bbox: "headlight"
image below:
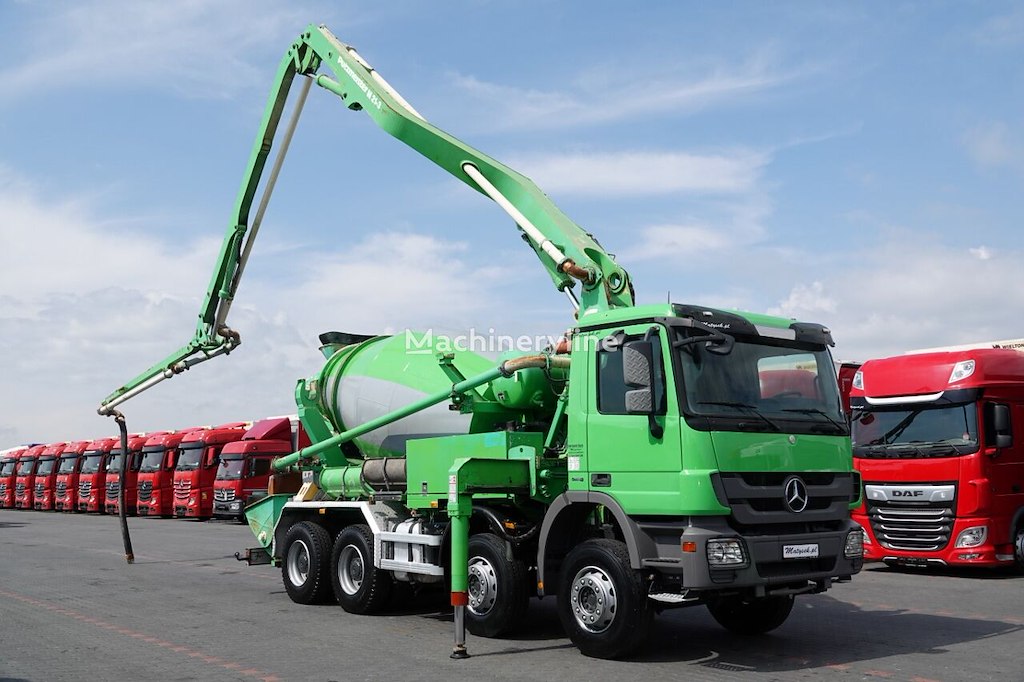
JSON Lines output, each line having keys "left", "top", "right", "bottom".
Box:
{"left": 948, "top": 360, "right": 976, "bottom": 384}
{"left": 229, "top": 501, "right": 241, "bottom": 510}
{"left": 707, "top": 538, "right": 748, "bottom": 567}
{"left": 845, "top": 528, "right": 865, "bottom": 557}
{"left": 852, "top": 370, "right": 864, "bottom": 390}
{"left": 955, "top": 526, "right": 987, "bottom": 548}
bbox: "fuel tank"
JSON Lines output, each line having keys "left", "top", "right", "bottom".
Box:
{"left": 314, "top": 331, "right": 496, "bottom": 458}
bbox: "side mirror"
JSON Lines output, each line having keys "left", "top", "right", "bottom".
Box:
{"left": 993, "top": 403, "right": 1013, "bottom": 449}
{"left": 705, "top": 335, "right": 735, "bottom": 355}
{"left": 622, "top": 340, "right": 655, "bottom": 414}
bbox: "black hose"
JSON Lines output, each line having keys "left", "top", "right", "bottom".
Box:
{"left": 114, "top": 413, "right": 134, "bottom": 564}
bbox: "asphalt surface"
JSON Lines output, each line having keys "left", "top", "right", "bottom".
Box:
{"left": 2, "top": 509, "right": 1022, "bottom": 682}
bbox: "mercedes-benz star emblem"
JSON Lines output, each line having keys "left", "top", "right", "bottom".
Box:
{"left": 783, "top": 476, "right": 809, "bottom": 513}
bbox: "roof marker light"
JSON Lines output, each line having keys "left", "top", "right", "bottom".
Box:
{"left": 949, "top": 359, "right": 976, "bottom": 384}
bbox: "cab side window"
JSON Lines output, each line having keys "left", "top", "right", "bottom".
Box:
{"left": 252, "top": 458, "right": 272, "bottom": 477}
{"left": 597, "top": 335, "right": 666, "bottom": 415}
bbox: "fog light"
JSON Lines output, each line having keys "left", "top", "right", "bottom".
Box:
{"left": 958, "top": 553, "right": 982, "bottom": 560}
{"left": 229, "top": 501, "right": 241, "bottom": 510}
{"left": 707, "top": 538, "right": 747, "bottom": 567}
{"left": 955, "top": 526, "right": 987, "bottom": 548}
{"left": 845, "top": 528, "right": 865, "bottom": 557}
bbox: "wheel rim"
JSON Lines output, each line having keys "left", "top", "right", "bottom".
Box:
{"left": 569, "top": 564, "right": 617, "bottom": 633}
{"left": 337, "top": 544, "right": 365, "bottom": 595}
{"left": 286, "top": 539, "right": 310, "bottom": 586}
{"left": 1015, "top": 529, "right": 1024, "bottom": 563}
{"left": 467, "top": 555, "right": 498, "bottom": 616}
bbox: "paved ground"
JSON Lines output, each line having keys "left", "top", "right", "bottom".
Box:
{"left": 1, "top": 509, "right": 1022, "bottom": 682}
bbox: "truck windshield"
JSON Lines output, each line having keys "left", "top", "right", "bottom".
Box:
{"left": 677, "top": 334, "right": 846, "bottom": 435}
{"left": 108, "top": 452, "right": 139, "bottom": 473}
{"left": 176, "top": 444, "right": 204, "bottom": 471}
{"left": 851, "top": 403, "right": 978, "bottom": 458}
{"left": 217, "top": 457, "right": 244, "bottom": 480}
{"left": 16, "top": 459, "right": 37, "bottom": 475}
{"left": 139, "top": 447, "right": 166, "bottom": 473}
{"left": 36, "top": 458, "right": 56, "bottom": 476}
{"left": 57, "top": 456, "right": 78, "bottom": 474}
{"left": 1, "top": 460, "right": 15, "bottom": 476}
{"left": 79, "top": 452, "right": 105, "bottom": 474}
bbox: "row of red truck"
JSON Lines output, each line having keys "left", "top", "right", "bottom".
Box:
{"left": 3, "top": 341, "right": 1024, "bottom": 574}
{"left": 0, "top": 416, "right": 308, "bottom": 521}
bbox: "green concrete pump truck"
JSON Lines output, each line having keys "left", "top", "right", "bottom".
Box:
{"left": 99, "top": 24, "right": 863, "bottom": 659}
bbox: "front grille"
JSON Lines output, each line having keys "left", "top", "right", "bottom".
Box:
{"left": 138, "top": 481, "right": 152, "bottom": 502}
{"left": 716, "top": 472, "right": 855, "bottom": 527}
{"left": 214, "top": 488, "right": 235, "bottom": 502}
{"left": 79, "top": 481, "right": 92, "bottom": 498}
{"left": 34, "top": 483, "right": 45, "bottom": 497}
{"left": 15, "top": 482, "right": 25, "bottom": 496}
{"left": 0, "top": 483, "right": 6, "bottom": 495}
{"left": 866, "top": 501, "right": 955, "bottom": 551}
{"left": 173, "top": 480, "right": 190, "bottom": 501}
{"left": 56, "top": 482, "right": 67, "bottom": 499}
{"left": 107, "top": 481, "right": 121, "bottom": 498}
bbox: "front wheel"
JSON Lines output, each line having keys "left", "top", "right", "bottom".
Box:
{"left": 465, "top": 533, "right": 529, "bottom": 637}
{"left": 281, "top": 521, "right": 333, "bottom": 604}
{"left": 556, "top": 539, "right": 652, "bottom": 659}
{"left": 1013, "top": 523, "right": 1024, "bottom": 571}
{"left": 706, "top": 594, "right": 794, "bottom": 635}
{"left": 331, "top": 524, "right": 392, "bottom": 614}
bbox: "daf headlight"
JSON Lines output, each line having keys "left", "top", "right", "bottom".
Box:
{"left": 955, "top": 526, "right": 987, "bottom": 548}
{"left": 707, "top": 538, "right": 748, "bottom": 567}
{"left": 948, "top": 360, "right": 975, "bottom": 384}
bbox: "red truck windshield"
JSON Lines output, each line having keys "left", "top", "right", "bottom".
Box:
{"left": 16, "top": 459, "right": 36, "bottom": 475}
{"left": 36, "top": 458, "right": 56, "bottom": 476}
{"left": 139, "top": 447, "right": 166, "bottom": 472}
{"left": 852, "top": 403, "right": 979, "bottom": 458}
{"left": 176, "top": 444, "right": 205, "bottom": 471}
{"left": 1, "top": 460, "right": 15, "bottom": 476}
{"left": 80, "top": 452, "right": 105, "bottom": 474}
{"left": 217, "top": 457, "right": 244, "bottom": 480}
{"left": 57, "top": 456, "right": 77, "bottom": 474}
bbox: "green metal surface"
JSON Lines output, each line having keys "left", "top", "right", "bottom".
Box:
{"left": 245, "top": 494, "right": 290, "bottom": 549}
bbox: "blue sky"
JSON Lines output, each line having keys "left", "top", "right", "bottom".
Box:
{"left": 1, "top": 1, "right": 1022, "bottom": 445}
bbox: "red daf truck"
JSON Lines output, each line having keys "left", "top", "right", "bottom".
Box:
{"left": 105, "top": 433, "right": 161, "bottom": 515}
{"left": 213, "top": 417, "right": 310, "bottom": 521}
{"left": 173, "top": 423, "right": 248, "bottom": 520}
{"left": 14, "top": 444, "right": 52, "bottom": 509}
{"left": 0, "top": 447, "right": 29, "bottom": 508}
{"left": 35, "top": 441, "right": 88, "bottom": 511}
{"left": 78, "top": 437, "right": 119, "bottom": 513}
{"left": 850, "top": 338, "right": 1024, "bottom": 568}
{"left": 137, "top": 430, "right": 201, "bottom": 518}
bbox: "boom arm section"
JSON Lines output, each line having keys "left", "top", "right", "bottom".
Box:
{"left": 99, "top": 24, "right": 632, "bottom": 415}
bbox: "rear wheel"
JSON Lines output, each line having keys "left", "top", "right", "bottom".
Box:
{"left": 706, "top": 594, "right": 794, "bottom": 635}
{"left": 1013, "top": 522, "right": 1024, "bottom": 571}
{"left": 465, "top": 533, "right": 529, "bottom": 637}
{"left": 331, "top": 524, "right": 392, "bottom": 614}
{"left": 282, "top": 521, "right": 333, "bottom": 604}
{"left": 556, "top": 539, "right": 651, "bottom": 659}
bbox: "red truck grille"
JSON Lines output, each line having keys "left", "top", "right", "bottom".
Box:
{"left": 173, "top": 480, "right": 191, "bottom": 500}
{"left": 56, "top": 482, "right": 67, "bottom": 498}
{"left": 15, "top": 482, "right": 25, "bottom": 496}
{"left": 107, "top": 481, "right": 120, "bottom": 498}
{"left": 0, "top": 483, "right": 6, "bottom": 496}
{"left": 34, "top": 483, "right": 45, "bottom": 497}
{"left": 866, "top": 500, "right": 955, "bottom": 551}
{"left": 138, "top": 481, "right": 152, "bottom": 501}
{"left": 79, "top": 481, "right": 91, "bottom": 498}
{"left": 214, "top": 488, "right": 235, "bottom": 502}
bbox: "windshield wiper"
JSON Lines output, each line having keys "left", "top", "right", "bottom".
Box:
{"left": 781, "top": 408, "right": 848, "bottom": 433}
{"left": 697, "top": 401, "right": 781, "bottom": 432}
{"left": 869, "top": 409, "right": 923, "bottom": 445}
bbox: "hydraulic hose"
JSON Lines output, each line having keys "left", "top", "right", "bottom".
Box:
{"left": 113, "top": 412, "right": 134, "bottom": 564}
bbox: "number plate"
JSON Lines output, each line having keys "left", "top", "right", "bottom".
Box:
{"left": 782, "top": 543, "right": 819, "bottom": 559}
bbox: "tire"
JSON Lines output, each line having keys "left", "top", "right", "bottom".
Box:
{"left": 282, "top": 521, "right": 333, "bottom": 605}
{"left": 706, "top": 594, "right": 794, "bottom": 635}
{"left": 1013, "top": 522, "right": 1024, "bottom": 571}
{"left": 556, "top": 539, "right": 652, "bottom": 659}
{"left": 465, "top": 533, "right": 529, "bottom": 638}
{"left": 331, "top": 524, "right": 392, "bottom": 614}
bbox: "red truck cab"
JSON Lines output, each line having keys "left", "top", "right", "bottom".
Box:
{"left": 213, "top": 417, "right": 309, "bottom": 521}
{"left": 105, "top": 433, "right": 162, "bottom": 515}
{"left": 173, "top": 423, "right": 248, "bottom": 520}
{"left": 35, "top": 441, "right": 88, "bottom": 511}
{"left": 137, "top": 430, "right": 199, "bottom": 518}
{"left": 78, "top": 438, "right": 118, "bottom": 513}
{"left": 55, "top": 442, "right": 88, "bottom": 511}
{"left": 0, "top": 447, "right": 29, "bottom": 508}
{"left": 850, "top": 342, "right": 1024, "bottom": 568}
{"left": 14, "top": 444, "right": 52, "bottom": 509}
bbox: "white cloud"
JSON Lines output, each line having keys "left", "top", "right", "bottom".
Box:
{"left": 770, "top": 242, "right": 1024, "bottom": 361}
{"left": 449, "top": 53, "right": 804, "bottom": 131}
{"left": 971, "top": 9, "right": 1024, "bottom": 48}
{"left": 509, "top": 150, "right": 768, "bottom": 197}
{"left": 0, "top": 0, "right": 310, "bottom": 101}
{"left": 962, "top": 121, "right": 1022, "bottom": 170}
